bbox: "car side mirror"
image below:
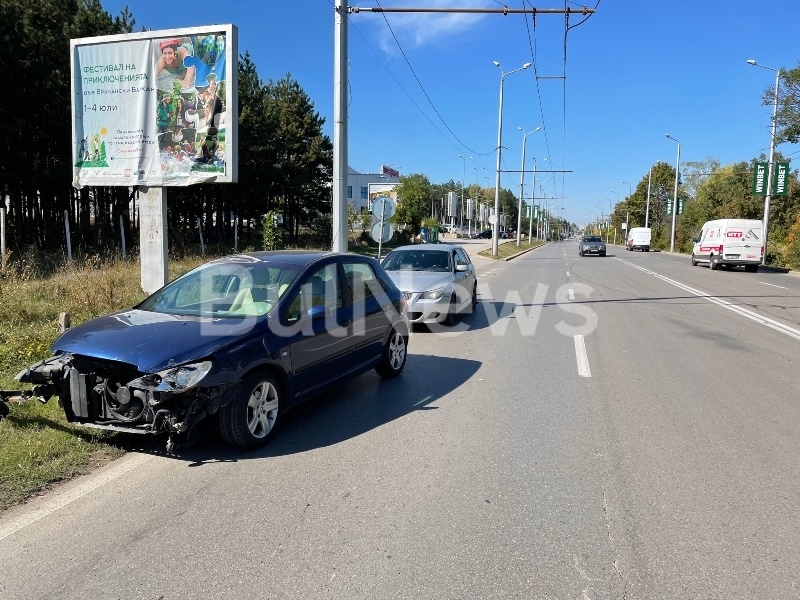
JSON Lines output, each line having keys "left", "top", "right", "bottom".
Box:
{"left": 455, "top": 264, "right": 469, "bottom": 272}
{"left": 306, "top": 305, "right": 331, "bottom": 320}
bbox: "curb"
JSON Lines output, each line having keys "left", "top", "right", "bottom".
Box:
{"left": 503, "top": 242, "right": 548, "bottom": 261}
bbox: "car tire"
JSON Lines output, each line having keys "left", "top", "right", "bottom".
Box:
{"left": 691, "top": 253, "right": 698, "bottom": 266}
{"left": 444, "top": 295, "right": 458, "bottom": 326}
{"left": 745, "top": 264, "right": 759, "bottom": 273}
{"left": 470, "top": 283, "right": 478, "bottom": 312}
{"left": 220, "top": 371, "right": 281, "bottom": 449}
{"left": 710, "top": 254, "right": 719, "bottom": 270}
{"left": 375, "top": 328, "right": 407, "bottom": 378}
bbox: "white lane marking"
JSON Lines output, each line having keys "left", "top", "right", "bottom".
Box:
{"left": 569, "top": 289, "right": 575, "bottom": 300}
{"left": 574, "top": 335, "right": 592, "bottom": 377}
{"left": 566, "top": 271, "right": 571, "bottom": 277}
{"left": 759, "top": 281, "right": 788, "bottom": 290}
{"left": 0, "top": 452, "right": 154, "bottom": 541}
{"left": 616, "top": 258, "right": 800, "bottom": 342}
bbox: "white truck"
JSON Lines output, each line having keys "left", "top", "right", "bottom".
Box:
{"left": 691, "top": 219, "right": 763, "bottom": 272}
{"left": 626, "top": 227, "right": 651, "bottom": 251}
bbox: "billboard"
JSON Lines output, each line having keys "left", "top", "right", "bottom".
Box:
{"left": 368, "top": 183, "right": 399, "bottom": 209}
{"left": 71, "top": 25, "right": 238, "bottom": 188}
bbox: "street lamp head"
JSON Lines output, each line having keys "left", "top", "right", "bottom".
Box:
{"left": 493, "top": 60, "right": 501, "bottom": 68}
{"left": 522, "top": 63, "right": 532, "bottom": 69}
{"left": 746, "top": 59, "right": 757, "bottom": 65}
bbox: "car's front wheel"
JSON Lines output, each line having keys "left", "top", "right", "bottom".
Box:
{"left": 375, "top": 328, "right": 407, "bottom": 378}
{"left": 220, "top": 371, "right": 281, "bottom": 449}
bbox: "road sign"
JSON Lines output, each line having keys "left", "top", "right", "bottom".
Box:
{"left": 371, "top": 196, "right": 396, "bottom": 220}
{"left": 370, "top": 221, "right": 393, "bottom": 244}
{"left": 488, "top": 214, "right": 498, "bottom": 225}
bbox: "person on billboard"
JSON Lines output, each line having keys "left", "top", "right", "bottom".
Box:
{"left": 199, "top": 74, "right": 223, "bottom": 130}
{"left": 156, "top": 38, "right": 196, "bottom": 91}
{"left": 156, "top": 95, "right": 173, "bottom": 134}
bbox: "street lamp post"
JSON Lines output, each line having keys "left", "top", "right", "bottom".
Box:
{"left": 645, "top": 166, "right": 652, "bottom": 228}
{"left": 535, "top": 175, "right": 550, "bottom": 239}
{"left": 621, "top": 181, "right": 632, "bottom": 233}
{"left": 665, "top": 134, "right": 680, "bottom": 252}
{"left": 747, "top": 59, "right": 781, "bottom": 265}
{"left": 473, "top": 166, "right": 484, "bottom": 234}
{"left": 492, "top": 60, "right": 531, "bottom": 256}
{"left": 458, "top": 154, "right": 471, "bottom": 230}
{"left": 517, "top": 127, "right": 540, "bottom": 246}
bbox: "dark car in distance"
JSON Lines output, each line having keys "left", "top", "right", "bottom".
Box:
{"left": 579, "top": 235, "right": 607, "bottom": 256}
{"left": 14, "top": 252, "right": 409, "bottom": 453}
{"left": 471, "top": 229, "right": 492, "bottom": 239}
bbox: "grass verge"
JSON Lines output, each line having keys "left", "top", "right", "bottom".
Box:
{"left": 478, "top": 239, "right": 545, "bottom": 260}
{"left": 0, "top": 253, "right": 210, "bottom": 512}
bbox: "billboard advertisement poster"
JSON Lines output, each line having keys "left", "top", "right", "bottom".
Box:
{"left": 71, "top": 25, "right": 238, "bottom": 188}
{"left": 368, "top": 183, "right": 399, "bottom": 207}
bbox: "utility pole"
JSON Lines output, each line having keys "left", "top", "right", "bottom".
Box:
{"left": 645, "top": 166, "right": 652, "bottom": 228}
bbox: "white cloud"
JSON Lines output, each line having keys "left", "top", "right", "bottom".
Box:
{"left": 364, "top": 0, "right": 491, "bottom": 55}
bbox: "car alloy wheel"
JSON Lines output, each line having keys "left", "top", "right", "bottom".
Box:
{"left": 220, "top": 371, "right": 281, "bottom": 449}
{"left": 376, "top": 329, "right": 407, "bottom": 378}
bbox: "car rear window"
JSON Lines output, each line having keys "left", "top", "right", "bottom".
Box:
{"left": 583, "top": 236, "right": 602, "bottom": 242}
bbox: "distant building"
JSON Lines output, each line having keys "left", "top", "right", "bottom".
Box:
{"left": 347, "top": 165, "right": 400, "bottom": 212}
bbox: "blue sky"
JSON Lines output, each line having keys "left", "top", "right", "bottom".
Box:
{"left": 103, "top": 0, "right": 798, "bottom": 225}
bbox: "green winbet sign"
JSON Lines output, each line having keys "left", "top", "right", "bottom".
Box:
{"left": 752, "top": 162, "right": 790, "bottom": 196}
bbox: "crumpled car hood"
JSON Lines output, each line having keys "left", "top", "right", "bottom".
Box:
{"left": 52, "top": 309, "right": 265, "bottom": 373}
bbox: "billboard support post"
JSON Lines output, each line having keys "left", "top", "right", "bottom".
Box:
{"left": 139, "top": 187, "right": 168, "bottom": 294}
{"left": 71, "top": 25, "right": 237, "bottom": 291}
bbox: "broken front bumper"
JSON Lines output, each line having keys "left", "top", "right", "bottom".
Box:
{"left": 9, "top": 353, "right": 235, "bottom": 452}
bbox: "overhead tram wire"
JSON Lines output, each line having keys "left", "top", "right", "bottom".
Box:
{"left": 326, "top": 0, "right": 471, "bottom": 156}
{"left": 522, "top": 0, "right": 554, "bottom": 171}
{"left": 560, "top": 0, "right": 600, "bottom": 198}
{"left": 372, "top": 0, "right": 493, "bottom": 156}
{"left": 349, "top": 2, "right": 597, "bottom": 158}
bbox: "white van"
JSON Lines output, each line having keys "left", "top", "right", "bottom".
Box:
{"left": 691, "top": 219, "right": 763, "bottom": 272}
{"left": 626, "top": 227, "right": 651, "bottom": 251}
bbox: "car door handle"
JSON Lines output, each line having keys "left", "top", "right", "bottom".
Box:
{"left": 338, "top": 319, "right": 351, "bottom": 327}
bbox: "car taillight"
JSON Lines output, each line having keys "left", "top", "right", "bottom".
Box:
{"left": 761, "top": 246, "right": 765, "bottom": 256}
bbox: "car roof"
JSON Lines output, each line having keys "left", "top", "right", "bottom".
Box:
{"left": 210, "top": 250, "right": 373, "bottom": 268}
{"left": 388, "top": 244, "right": 461, "bottom": 251}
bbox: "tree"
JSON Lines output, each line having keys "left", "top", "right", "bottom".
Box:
{"left": 393, "top": 174, "right": 432, "bottom": 232}
{"left": 761, "top": 61, "right": 800, "bottom": 144}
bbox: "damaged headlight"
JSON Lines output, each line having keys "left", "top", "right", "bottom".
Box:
{"left": 128, "top": 361, "right": 213, "bottom": 393}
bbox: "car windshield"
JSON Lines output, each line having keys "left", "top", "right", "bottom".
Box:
{"left": 382, "top": 250, "right": 452, "bottom": 272}
{"left": 583, "top": 236, "right": 602, "bottom": 242}
{"left": 138, "top": 260, "right": 302, "bottom": 318}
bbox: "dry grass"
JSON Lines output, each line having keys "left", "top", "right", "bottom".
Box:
{"left": 0, "top": 252, "right": 211, "bottom": 511}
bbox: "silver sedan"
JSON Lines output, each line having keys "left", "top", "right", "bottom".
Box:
{"left": 381, "top": 244, "right": 477, "bottom": 325}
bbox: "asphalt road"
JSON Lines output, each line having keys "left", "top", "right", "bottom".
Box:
{"left": 2, "top": 240, "right": 799, "bottom": 599}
